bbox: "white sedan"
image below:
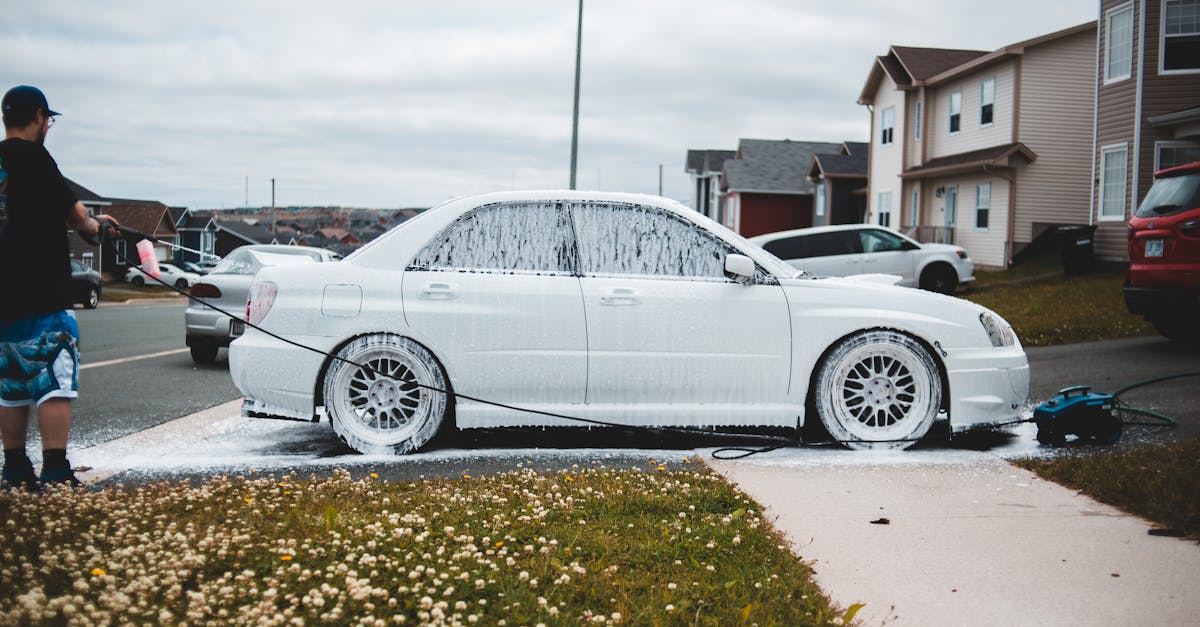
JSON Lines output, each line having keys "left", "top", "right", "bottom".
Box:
{"left": 749, "top": 225, "right": 974, "bottom": 294}
{"left": 230, "top": 191, "right": 1028, "bottom": 455}
{"left": 125, "top": 262, "right": 200, "bottom": 289}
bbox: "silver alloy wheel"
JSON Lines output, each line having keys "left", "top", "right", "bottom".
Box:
{"left": 814, "top": 330, "right": 942, "bottom": 450}
{"left": 324, "top": 334, "right": 449, "bottom": 455}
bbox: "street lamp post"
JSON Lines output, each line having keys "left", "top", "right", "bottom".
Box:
{"left": 569, "top": 0, "right": 583, "bottom": 190}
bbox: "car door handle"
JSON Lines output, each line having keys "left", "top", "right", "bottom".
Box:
{"left": 420, "top": 282, "right": 457, "bottom": 300}
{"left": 599, "top": 288, "right": 640, "bottom": 306}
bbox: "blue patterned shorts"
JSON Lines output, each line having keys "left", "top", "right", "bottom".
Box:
{"left": 0, "top": 311, "right": 80, "bottom": 407}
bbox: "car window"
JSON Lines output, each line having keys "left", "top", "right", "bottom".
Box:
{"left": 571, "top": 202, "right": 736, "bottom": 280}
{"left": 761, "top": 236, "right": 807, "bottom": 260}
{"left": 410, "top": 202, "right": 574, "bottom": 274}
{"left": 803, "top": 231, "right": 862, "bottom": 257}
{"left": 860, "top": 229, "right": 907, "bottom": 253}
{"left": 211, "top": 247, "right": 326, "bottom": 275}
{"left": 1135, "top": 172, "right": 1200, "bottom": 218}
{"left": 70, "top": 260, "right": 84, "bottom": 272}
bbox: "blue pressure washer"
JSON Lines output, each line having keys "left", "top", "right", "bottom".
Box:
{"left": 1033, "top": 386, "right": 1121, "bottom": 446}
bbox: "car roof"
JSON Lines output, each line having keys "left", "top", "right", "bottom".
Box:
{"left": 749, "top": 224, "right": 900, "bottom": 242}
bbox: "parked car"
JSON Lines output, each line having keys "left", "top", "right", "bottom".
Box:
{"left": 125, "top": 262, "right": 199, "bottom": 289}
{"left": 185, "top": 245, "right": 341, "bottom": 364}
{"left": 748, "top": 225, "right": 974, "bottom": 294}
{"left": 229, "top": 191, "right": 1028, "bottom": 456}
{"left": 69, "top": 259, "right": 101, "bottom": 309}
{"left": 1124, "top": 161, "right": 1200, "bottom": 342}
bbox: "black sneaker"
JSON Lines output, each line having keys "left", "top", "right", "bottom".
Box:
{"left": 39, "top": 466, "right": 93, "bottom": 490}
{"left": 2, "top": 460, "right": 39, "bottom": 492}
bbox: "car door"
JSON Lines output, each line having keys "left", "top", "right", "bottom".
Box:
{"left": 402, "top": 201, "right": 587, "bottom": 406}
{"left": 858, "top": 228, "right": 918, "bottom": 286}
{"left": 570, "top": 201, "right": 791, "bottom": 407}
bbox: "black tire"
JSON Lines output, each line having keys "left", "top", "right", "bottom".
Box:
{"left": 131, "top": 275, "right": 145, "bottom": 287}
{"left": 813, "top": 330, "right": 942, "bottom": 450}
{"left": 1149, "top": 316, "right": 1200, "bottom": 343}
{"left": 175, "top": 278, "right": 189, "bottom": 289}
{"left": 323, "top": 334, "right": 450, "bottom": 455}
{"left": 190, "top": 343, "right": 218, "bottom": 364}
{"left": 919, "top": 264, "right": 957, "bottom": 294}
{"left": 83, "top": 287, "right": 100, "bottom": 309}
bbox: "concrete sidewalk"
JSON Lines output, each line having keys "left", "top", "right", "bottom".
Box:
{"left": 706, "top": 452, "right": 1200, "bottom": 626}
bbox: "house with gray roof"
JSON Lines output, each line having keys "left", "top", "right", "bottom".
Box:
{"left": 684, "top": 149, "right": 735, "bottom": 221}
{"left": 213, "top": 219, "right": 275, "bottom": 257}
{"left": 719, "top": 139, "right": 842, "bottom": 237}
{"left": 807, "top": 142, "right": 869, "bottom": 226}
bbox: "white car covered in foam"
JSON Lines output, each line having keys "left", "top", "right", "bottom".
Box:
{"left": 229, "top": 191, "right": 1028, "bottom": 455}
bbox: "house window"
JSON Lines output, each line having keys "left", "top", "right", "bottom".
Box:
{"left": 1156, "top": 142, "right": 1200, "bottom": 169}
{"left": 910, "top": 189, "right": 919, "bottom": 227}
{"left": 114, "top": 240, "right": 128, "bottom": 265}
{"left": 975, "top": 183, "right": 991, "bottom": 230}
{"left": 980, "top": 78, "right": 995, "bottom": 126}
{"left": 1100, "top": 145, "right": 1129, "bottom": 220}
{"left": 880, "top": 106, "right": 895, "bottom": 145}
{"left": 914, "top": 101, "right": 922, "bottom": 140}
{"left": 877, "top": 191, "right": 892, "bottom": 227}
{"left": 815, "top": 181, "right": 826, "bottom": 218}
{"left": 1163, "top": 0, "right": 1200, "bottom": 71}
{"left": 201, "top": 230, "right": 215, "bottom": 257}
{"left": 948, "top": 90, "right": 962, "bottom": 134}
{"left": 1106, "top": 3, "right": 1134, "bottom": 82}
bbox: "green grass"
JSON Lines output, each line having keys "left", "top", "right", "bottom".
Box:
{"left": 962, "top": 258, "right": 1153, "bottom": 346}
{"left": 100, "top": 284, "right": 186, "bottom": 302}
{"left": 0, "top": 466, "right": 850, "bottom": 625}
{"left": 1015, "top": 439, "right": 1200, "bottom": 540}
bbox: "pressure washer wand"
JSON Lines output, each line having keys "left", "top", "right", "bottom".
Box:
{"left": 83, "top": 219, "right": 222, "bottom": 261}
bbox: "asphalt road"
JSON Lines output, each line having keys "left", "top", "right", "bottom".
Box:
{"left": 71, "top": 300, "right": 242, "bottom": 448}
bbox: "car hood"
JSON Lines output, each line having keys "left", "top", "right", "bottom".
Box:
{"left": 919, "top": 242, "right": 966, "bottom": 255}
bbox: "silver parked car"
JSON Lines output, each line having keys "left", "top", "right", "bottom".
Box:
{"left": 185, "top": 245, "right": 340, "bottom": 364}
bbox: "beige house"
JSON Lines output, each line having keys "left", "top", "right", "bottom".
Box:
{"left": 858, "top": 23, "right": 1097, "bottom": 268}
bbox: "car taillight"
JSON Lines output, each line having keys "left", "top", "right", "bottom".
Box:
{"left": 247, "top": 281, "right": 278, "bottom": 326}
{"left": 956, "top": 249, "right": 968, "bottom": 259}
{"left": 190, "top": 283, "right": 222, "bottom": 299}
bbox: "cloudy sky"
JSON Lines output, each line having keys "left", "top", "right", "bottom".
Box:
{"left": 3, "top": 0, "right": 1096, "bottom": 210}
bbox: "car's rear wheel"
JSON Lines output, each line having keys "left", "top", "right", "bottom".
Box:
{"left": 190, "top": 343, "right": 218, "bottom": 364}
{"left": 813, "top": 330, "right": 942, "bottom": 450}
{"left": 84, "top": 287, "right": 100, "bottom": 309}
{"left": 323, "top": 334, "right": 450, "bottom": 455}
{"left": 131, "top": 275, "right": 145, "bottom": 287}
{"left": 919, "top": 264, "right": 957, "bottom": 294}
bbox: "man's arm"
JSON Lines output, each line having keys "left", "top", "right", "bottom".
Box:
{"left": 67, "top": 201, "right": 119, "bottom": 240}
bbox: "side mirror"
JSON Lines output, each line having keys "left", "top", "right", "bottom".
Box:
{"left": 724, "top": 254, "right": 756, "bottom": 284}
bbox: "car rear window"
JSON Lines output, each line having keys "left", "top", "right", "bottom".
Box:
{"left": 212, "top": 248, "right": 324, "bottom": 275}
{"left": 1135, "top": 172, "right": 1200, "bottom": 218}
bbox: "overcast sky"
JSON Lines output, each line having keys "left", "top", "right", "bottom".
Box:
{"left": 2, "top": 0, "right": 1097, "bottom": 210}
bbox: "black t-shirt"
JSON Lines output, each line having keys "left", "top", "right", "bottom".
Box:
{"left": 0, "top": 138, "right": 78, "bottom": 320}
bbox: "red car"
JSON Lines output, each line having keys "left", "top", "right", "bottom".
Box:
{"left": 1124, "top": 161, "right": 1200, "bottom": 341}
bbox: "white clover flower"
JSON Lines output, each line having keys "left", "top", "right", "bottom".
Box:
{"left": 665, "top": 604, "right": 675, "bottom": 612}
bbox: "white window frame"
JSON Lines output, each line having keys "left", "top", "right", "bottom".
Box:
{"left": 1154, "top": 140, "right": 1200, "bottom": 170}
{"left": 910, "top": 189, "right": 919, "bottom": 227}
{"left": 877, "top": 191, "right": 892, "bottom": 227}
{"left": 1161, "top": 0, "right": 1200, "bottom": 74}
{"left": 948, "top": 90, "right": 962, "bottom": 135}
{"left": 114, "top": 240, "right": 128, "bottom": 265}
{"left": 975, "top": 182, "right": 991, "bottom": 231}
{"left": 1105, "top": 2, "right": 1135, "bottom": 83}
{"left": 880, "top": 106, "right": 895, "bottom": 145}
{"left": 815, "top": 180, "right": 826, "bottom": 218}
{"left": 979, "top": 77, "right": 995, "bottom": 127}
{"left": 201, "top": 230, "right": 215, "bottom": 256}
{"left": 1098, "top": 143, "right": 1130, "bottom": 222}
{"left": 914, "top": 100, "right": 922, "bottom": 140}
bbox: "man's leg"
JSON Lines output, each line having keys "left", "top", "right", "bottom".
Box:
{"left": 0, "top": 405, "right": 36, "bottom": 490}
{"left": 36, "top": 397, "right": 70, "bottom": 449}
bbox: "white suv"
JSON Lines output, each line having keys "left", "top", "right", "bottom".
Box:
{"left": 750, "top": 225, "right": 974, "bottom": 294}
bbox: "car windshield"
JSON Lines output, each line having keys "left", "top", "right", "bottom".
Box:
{"left": 1136, "top": 172, "right": 1200, "bottom": 218}
{"left": 211, "top": 248, "right": 324, "bottom": 275}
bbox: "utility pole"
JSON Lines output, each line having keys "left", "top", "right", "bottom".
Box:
{"left": 244, "top": 176, "right": 248, "bottom": 208}
{"left": 658, "top": 164, "right": 663, "bottom": 196}
{"left": 271, "top": 178, "right": 276, "bottom": 238}
{"left": 569, "top": 0, "right": 583, "bottom": 190}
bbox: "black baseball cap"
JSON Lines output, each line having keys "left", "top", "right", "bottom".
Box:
{"left": 2, "top": 85, "right": 61, "bottom": 117}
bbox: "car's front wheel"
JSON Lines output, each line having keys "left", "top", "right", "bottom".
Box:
{"left": 84, "top": 287, "right": 100, "bottom": 309}
{"left": 131, "top": 275, "right": 145, "bottom": 287}
{"left": 323, "top": 334, "right": 450, "bottom": 455}
{"left": 813, "top": 330, "right": 942, "bottom": 450}
{"left": 175, "top": 278, "right": 189, "bottom": 289}
{"left": 919, "top": 264, "right": 957, "bottom": 294}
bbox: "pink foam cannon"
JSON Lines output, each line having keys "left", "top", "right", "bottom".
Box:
{"left": 136, "top": 239, "right": 161, "bottom": 278}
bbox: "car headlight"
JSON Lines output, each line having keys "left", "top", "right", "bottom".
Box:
{"left": 979, "top": 311, "right": 1016, "bottom": 347}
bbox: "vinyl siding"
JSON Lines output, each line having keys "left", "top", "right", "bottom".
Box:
{"left": 1014, "top": 29, "right": 1097, "bottom": 245}
{"left": 868, "top": 77, "right": 905, "bottom": 225}
{"left": 1094, "top": 0, "right": 1141, "bottom": 259}
{"left": 929, "top": 61, "right": 1017, "bottom": 158}
{"left": 1138, "top": 0, "right": 1200, "bottom": 203}
{"left": 924, "top": 174, "right": 1011, "bottom": 268}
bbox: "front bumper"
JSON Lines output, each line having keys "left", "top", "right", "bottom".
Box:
{"left": 1123, "top": 284, "right": 1200, "bottom": 317}
{"left": 944, "top": 345, "right": 1029, "bottom": 432}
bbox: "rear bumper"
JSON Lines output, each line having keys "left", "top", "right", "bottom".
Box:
{"left": 229, "top": 329, "right": 333, "bottom": 420}
{"left": 1123, "top": 284, "right": 1200, "bottom": 317}
{"left": 185, "top": 305, "right": 235, "bottom": 347}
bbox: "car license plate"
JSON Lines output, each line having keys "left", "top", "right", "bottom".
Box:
{"left": 1145, "top": 239, "right": 1164, "bottom": 258}
{"left": 230, "top": 320, "right": 245, "bottom": 338}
